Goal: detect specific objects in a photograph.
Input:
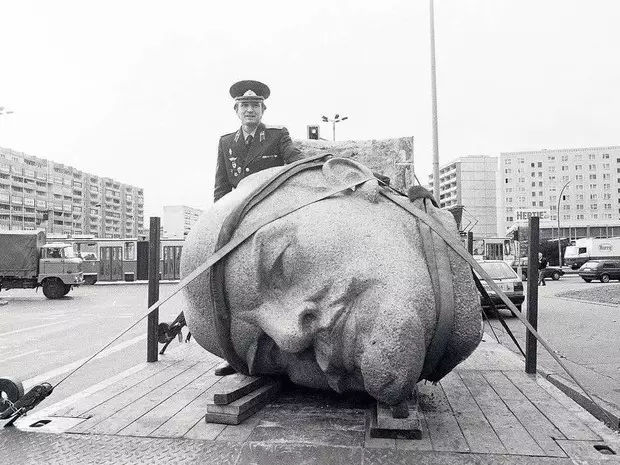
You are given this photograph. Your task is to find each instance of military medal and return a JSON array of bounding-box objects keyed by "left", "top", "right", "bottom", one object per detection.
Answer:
[{"left": 259, "top": 131, "right": 265, "bottom": 143}]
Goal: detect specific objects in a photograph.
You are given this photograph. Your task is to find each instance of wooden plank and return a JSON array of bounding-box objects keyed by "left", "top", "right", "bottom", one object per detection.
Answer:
[
  {"left": 440, "top": 371, "right": 507, "bottom": 454},
  {"left": 84, "top": 362, "right": 207, "bottom": 435},
  {"left": 184, "top": 418, "right": 227, "bottom": 440},
  {"left": 206, "top": 381, "right": 281, "bottom": 416},
  {"left": 53, "top": 360, "right": 176, "bottom": 418},
  {"left": 116, "top": 361, "right": 220, "bottom": 436},
  {"left": 483, "top": 371, "right": 567, "bottom": 457},
  {"left": 503, "top": 370, "right": 600, "bottom": 441},
  {"left": 151, "top": 375, "right": 228, "bottom": 438},
  {"left": 212, "top": 373, "right": 269, "bottom": 405},
  {"left": 395, "top": 416, "right": 433, "bottom": 451},
  {"left": 369, "top": 403, "right": 422, "bottom": 440},
  {"left": 418, "top": 382, "right": 469, "bottom": 452},
  {"left": 364, "top": 408, "right": 396, "bottom": 449},
  {"left": 459, "top": 371, "right": 545, "bottom": 456},
  {"left": 69, "top": 361, "right": 197, "bottom": 433},
  {"left": 376, "top": 402, "right": 421, "bottom": 431},
  {"left": 205, "top": 398, "right": 270, "bottom": 425}
]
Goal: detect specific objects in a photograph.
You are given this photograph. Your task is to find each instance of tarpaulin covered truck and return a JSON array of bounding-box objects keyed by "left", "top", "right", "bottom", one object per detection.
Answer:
[
  {"left": 0, "top": 230, "right": 84, "bottom": 299},
  {"left": 564, "top": 237, "right": 620, "bottom": 269}
]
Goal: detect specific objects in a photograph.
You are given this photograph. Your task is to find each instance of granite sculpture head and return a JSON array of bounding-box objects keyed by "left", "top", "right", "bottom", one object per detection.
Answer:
[{"left": 181, "top": 157, "right": 483, "bottom": 407}]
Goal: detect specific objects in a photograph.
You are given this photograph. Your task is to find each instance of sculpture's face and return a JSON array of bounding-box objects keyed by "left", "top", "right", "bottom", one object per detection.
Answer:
[
  {"left": 223, "top": 196, "right": 434, "bottom": 404},
  {"left": 182, "top": 160, "right": 482, "bottom": 407}
]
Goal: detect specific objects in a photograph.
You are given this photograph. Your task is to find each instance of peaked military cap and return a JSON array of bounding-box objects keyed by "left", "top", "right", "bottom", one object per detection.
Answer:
[{"left": 230, "top": 80, "right": 271, "bottom": 102}]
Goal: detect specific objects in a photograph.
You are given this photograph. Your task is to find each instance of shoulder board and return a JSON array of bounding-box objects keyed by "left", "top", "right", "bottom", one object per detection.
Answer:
[
  {"left": 220, "top": 131, "right": 237, "bottom": 139},
  {"left": 264, "top": 125, "right": 285, "bottom": 130}
]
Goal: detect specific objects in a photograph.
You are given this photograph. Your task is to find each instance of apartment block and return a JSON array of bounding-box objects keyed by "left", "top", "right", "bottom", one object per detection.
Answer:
[
  {"left": 429, "top": 155, "right": 498, "bottom": 237},
  {"left": 497, "top": 146, "right": 620, "bottom": 239},
  {"left": 0, "top": 147, "right": 145, "bottom": 238},
  {"left": 163, "top": 205, "right": 205, "bottom": 239}
]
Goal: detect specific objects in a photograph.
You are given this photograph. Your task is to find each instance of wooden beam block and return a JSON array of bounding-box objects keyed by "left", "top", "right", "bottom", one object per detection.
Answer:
[
  {"left": 212, "top": 374, "right": 269, "bottom": 405},
  {"left": 369, "top": 402, "right": 423, "bottom": 440},
  {"left": 205, "top": 381, "right": 281, "bottom": 425},
  {"left": 207, "top": 381, "right": 281, "bottom": 416}
]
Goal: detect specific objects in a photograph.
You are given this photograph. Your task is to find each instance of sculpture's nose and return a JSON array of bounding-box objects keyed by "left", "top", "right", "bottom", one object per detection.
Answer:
[{"left": 255, "top": 300, "right": 319, "bottom": 353}]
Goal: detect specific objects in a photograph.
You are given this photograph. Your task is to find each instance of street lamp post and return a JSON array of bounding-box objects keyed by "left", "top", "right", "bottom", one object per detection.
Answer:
[
  {"left": 321, "top": 114, "right": 348, "bottom": 141},
  {"left": 557, "top": 180, "right": 571, "bottom": 267}
]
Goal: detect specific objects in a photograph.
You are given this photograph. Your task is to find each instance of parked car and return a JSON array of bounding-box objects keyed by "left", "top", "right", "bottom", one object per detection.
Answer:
[
  {"left": 476, "top": 260, "right": 525, "bottom": 314},
  {"left": 578, "top": 260, "right": 620, "bottom": 283}
]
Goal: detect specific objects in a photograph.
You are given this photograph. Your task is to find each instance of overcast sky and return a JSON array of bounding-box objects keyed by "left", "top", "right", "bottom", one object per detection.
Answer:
[{"left": 1, "top": 0, "right": 619, "bottom": 218}]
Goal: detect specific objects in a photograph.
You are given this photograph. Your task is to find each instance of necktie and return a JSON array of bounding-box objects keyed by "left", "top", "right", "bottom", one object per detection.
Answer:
[{"left": 245, "top": 135, "right": 253, "bottom": 146}]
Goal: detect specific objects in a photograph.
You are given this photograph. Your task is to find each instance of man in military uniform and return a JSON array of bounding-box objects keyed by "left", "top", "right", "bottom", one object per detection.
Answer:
[{"left": 214, "top": 79, "right": 303, "bottom": 202}]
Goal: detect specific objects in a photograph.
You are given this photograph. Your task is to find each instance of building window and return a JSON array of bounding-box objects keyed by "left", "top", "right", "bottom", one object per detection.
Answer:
[{"left": 588, "top": 154, "right": 595, "bottom": 160}]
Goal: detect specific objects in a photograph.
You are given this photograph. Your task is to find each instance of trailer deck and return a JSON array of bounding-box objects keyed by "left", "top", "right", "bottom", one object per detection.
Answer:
[{"left": 3, "top": 337, "right": 619, "bottom": 464}]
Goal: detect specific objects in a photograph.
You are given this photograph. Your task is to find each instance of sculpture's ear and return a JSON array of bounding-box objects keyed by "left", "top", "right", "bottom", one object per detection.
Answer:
[{"left": 322, "top": 158, "right": 380, "bottom": 202}]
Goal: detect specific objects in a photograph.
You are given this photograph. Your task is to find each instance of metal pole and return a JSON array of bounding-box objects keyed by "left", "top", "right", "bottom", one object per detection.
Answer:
[
  {"left": 557, "top": 181, "right": 570, "bottom": 267},
  {"left": 147, "top": 217, "right": 160, "bottom": 362},
  {"left": 332, "top": 120, "right": 336, "bottom": 141},
  {"left": 467, "top": 231, "right": 474, "bottom": 255},
  {"left": 429, "top": 0, "right": 440, "bottom": 203},
  {"left": 525, "top": 216, "right": 540, "bottom": 374}
]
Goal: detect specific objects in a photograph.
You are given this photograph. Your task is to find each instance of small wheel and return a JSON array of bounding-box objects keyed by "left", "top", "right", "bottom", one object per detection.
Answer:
[
  {"left": 601, "top": 274, "right": 610, "bottom": 283},
  {"left": 0, "top": 376, "right": 24, "bottom": 410},
  {"left": 552, "top": 271, "right": 561, "bottom": 281}
]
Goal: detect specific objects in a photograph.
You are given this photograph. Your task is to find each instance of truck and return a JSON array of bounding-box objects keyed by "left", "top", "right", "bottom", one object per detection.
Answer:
[
  {"left": 564, "top": 237, "right": 620, "bottom": 269},
  {"left": 0, "top": 230, "right": 84, "bottom": 299}
]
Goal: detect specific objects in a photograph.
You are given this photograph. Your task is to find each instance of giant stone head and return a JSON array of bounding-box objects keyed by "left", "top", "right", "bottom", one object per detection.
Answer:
[{"left": 181, "top": 156, "right": 483, "bottom": 407}]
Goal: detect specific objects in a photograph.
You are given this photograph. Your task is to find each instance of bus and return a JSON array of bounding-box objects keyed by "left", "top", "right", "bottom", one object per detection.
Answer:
[{"left": 471, "top": 236, "right": 516, "bottom": 266}]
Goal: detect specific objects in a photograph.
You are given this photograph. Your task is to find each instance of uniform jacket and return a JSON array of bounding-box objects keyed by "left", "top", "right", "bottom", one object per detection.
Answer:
[{"left": 214, "top": 123, "right": 303, "bottom": 202}]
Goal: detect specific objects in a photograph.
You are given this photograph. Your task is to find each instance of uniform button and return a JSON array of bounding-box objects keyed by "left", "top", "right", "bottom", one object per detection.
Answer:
[{"left": 245, "top": 168, "right": 250, "bottom": 172}]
